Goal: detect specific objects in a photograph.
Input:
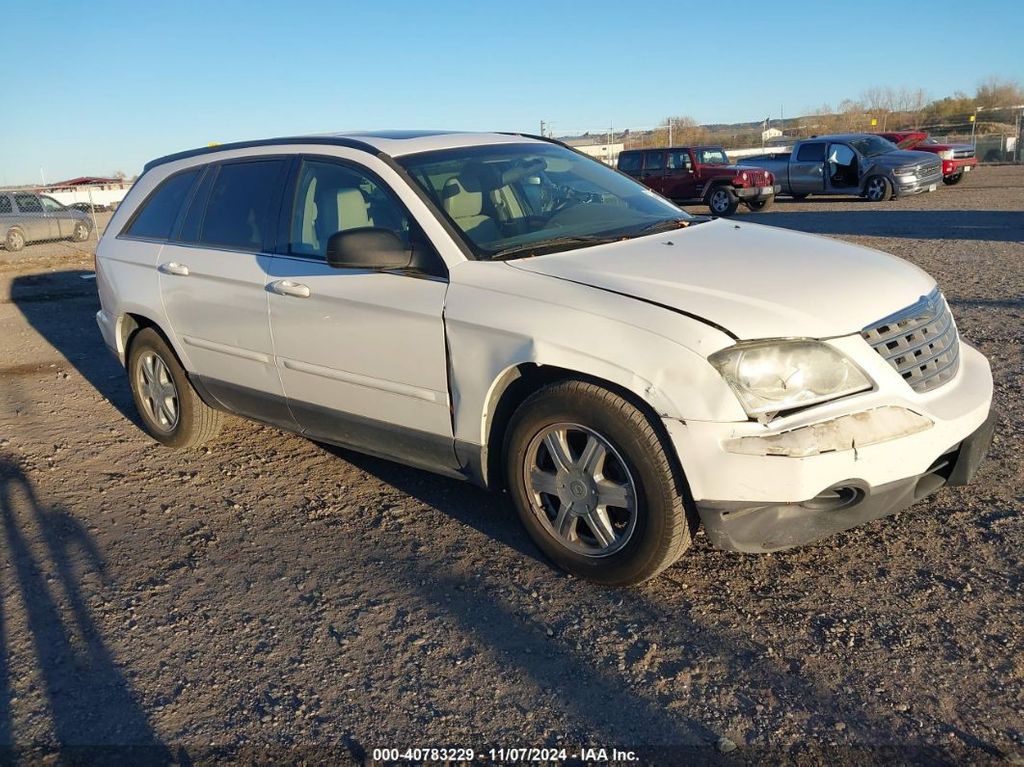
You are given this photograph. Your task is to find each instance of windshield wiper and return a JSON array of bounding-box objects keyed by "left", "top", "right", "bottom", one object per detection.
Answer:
[
  {"left": 489, "top": 234, "right": 625, "bottom": 261},
  {"left": 631, "top": 218, "right": 696, "bottom": 236}
]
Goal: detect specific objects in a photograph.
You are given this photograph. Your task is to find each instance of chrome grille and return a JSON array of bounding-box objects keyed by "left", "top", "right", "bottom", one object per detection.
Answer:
[{"left": 861, "top": 288, "right": 960, "bottom": 393}]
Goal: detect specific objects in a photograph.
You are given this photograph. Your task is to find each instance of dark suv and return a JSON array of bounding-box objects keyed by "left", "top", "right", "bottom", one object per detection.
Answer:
[{"left": 618, "top": 146, "right": 778, "bottom": 216}]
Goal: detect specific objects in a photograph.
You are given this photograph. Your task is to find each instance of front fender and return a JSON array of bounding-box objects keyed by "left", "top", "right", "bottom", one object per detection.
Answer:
[{"left": 444, "top": 263, "right": 746, "bottom": 448}]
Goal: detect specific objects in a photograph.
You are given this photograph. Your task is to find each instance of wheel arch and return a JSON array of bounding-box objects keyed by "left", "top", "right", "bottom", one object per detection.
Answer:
[{"left": 473, "top": 362, "right": 685, "bottom": 493}]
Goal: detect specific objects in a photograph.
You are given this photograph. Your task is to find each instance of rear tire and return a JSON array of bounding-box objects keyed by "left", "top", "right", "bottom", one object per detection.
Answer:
[
  {"left": 72, "top": 221, "right": 89, "bottom": 241},
  {"left": 746, "top": 196, "right": 774, "bottom": 212},
  {"left": 5, "top": 228, "right": 25, "bottom": 252},
  {"left": 706, "top": 186, "right": 740, "bottom": 216},
  {"left": 504, "top": 380, "right": 697, "bottom": 586},
  {"left": 942, "top": 172, "right": 964, "bottom": 186},
  {"left": 127, "top": 328, "right": 223, "bottom": 448}
]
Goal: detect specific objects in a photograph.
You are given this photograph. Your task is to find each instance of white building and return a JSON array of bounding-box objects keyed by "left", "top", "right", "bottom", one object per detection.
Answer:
[{"left": 569, "top": 142, "right": 624, "bottom": 166}]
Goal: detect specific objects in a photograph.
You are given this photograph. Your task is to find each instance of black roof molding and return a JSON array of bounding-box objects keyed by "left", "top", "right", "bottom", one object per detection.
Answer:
[{"left": 143, "top": 136, "right": 382, "bottom": 173}]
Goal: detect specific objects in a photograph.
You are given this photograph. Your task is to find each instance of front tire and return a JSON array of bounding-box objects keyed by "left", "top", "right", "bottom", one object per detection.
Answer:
[
  {"left": 127, "top": 328, "right": 223, "bottom": 448},
  {"left": 504, "top": 380, "right": 697, "bottom": 586},
  {"left": 943, "top": 172, "right": 964, "bottom": 186},
  {"left": 864, "top": 175, "right": 892, "bottom": 202},
  {"left": 706, "top": 186, "right": 740, "bottom": 216},
  {"left": 5, "top": 228, "right": 25, "bottom": 252}
]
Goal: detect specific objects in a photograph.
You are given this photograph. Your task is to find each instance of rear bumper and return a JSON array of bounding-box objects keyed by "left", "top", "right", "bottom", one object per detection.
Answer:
[
  {"left": 696, "top": 409, "right": 995, "bottom": 552},
  {"left": 942, "top": 158, "right": 978, "bottom": 176},
  {"left": 735, "top": 184, "right": 780, "bottom": 201}
]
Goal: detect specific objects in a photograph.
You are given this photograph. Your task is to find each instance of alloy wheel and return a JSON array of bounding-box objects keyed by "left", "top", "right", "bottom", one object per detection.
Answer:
[
  {"left": 523, "top": 423, "right": 638, "bottom": 557},
  {"left": 136, "top": 351, "right": 179, "bottom": 432}
]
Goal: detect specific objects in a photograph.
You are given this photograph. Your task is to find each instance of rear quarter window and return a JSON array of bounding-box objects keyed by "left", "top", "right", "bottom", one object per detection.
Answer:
[
  {"left": 125, "top": 169, "right": 201, "bottom": 240},
  {"left": 796, "top": 142, "right": 826, "bottom": 162},
  {"left": 617, "top": 153, "right": 642, "bottom": 173}
]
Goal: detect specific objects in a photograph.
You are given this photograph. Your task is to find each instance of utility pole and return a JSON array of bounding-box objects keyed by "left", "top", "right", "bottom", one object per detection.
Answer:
[
  {"left": 668, "top": 118, "right": 673, "bottom": 147},
  {"left": 539, "top": 120, "right": 546, "bottom": 138}
]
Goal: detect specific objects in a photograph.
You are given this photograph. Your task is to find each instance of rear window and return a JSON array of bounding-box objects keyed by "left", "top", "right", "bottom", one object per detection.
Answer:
[
  {"left": 617, "top": 153, "right": 642, "bottom": 173},
  {"left": 0, "top": 195, "right": 11, "bottom": 214},
  {"left": 126, "top": 169, "right": 200, "bottom": 240},
  {"left": 796, "top": 142, "right": 826, "bottom": 162},
  {"left": 198, "top": 160, "right": 285, "bottom": 251},
  {"left": 14, "top": 194, "right": 42, "bottom": 213}
]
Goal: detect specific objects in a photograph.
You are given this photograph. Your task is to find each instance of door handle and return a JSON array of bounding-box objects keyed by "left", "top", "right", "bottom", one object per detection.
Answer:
[
  {"left": 269, "top": 279, "right": 311, "bottom": 298},
  {"left": 159, "top": 262, "right": 190, "bottom": 276}
]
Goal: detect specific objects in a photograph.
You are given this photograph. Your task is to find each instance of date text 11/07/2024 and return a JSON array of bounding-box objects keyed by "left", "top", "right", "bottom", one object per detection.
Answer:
[{"left": 371, "top": 747, "right": 639, "bottom": 762}]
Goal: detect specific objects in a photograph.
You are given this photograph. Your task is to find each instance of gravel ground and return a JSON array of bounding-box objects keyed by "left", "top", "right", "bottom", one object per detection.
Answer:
[{"left": 0, "top": 168, "right": 1021, "bottom": 764}]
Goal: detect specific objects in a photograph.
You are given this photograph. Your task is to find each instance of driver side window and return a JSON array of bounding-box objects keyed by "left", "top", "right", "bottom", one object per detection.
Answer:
[
  {"left": 40, "top": 196, "right": 64, "bottom": 212},
  {"left": 289, "top": 160, "right": 410, "bottom": 260}
]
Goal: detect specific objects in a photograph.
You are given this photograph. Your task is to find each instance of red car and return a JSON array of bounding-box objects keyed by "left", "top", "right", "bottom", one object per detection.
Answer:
[
  {"left": 617, "top": 146, "right": 779, "bottom": 216},
  {"left": 877, "top": 132, "right": 977, "bottom": 185}
]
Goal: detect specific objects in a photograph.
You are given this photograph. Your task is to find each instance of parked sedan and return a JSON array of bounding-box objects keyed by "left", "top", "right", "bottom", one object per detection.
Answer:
[{"left": 0, "top": 192, "right": 93, "bottom": 250}]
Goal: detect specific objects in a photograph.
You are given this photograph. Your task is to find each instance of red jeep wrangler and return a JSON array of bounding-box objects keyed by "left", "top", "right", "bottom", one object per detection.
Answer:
[
  {"left": 877, "top": 132, "right": 978, "bottom": 185},
  {"left": 617, "top": 146, "right": 779, "bottom": 216}
]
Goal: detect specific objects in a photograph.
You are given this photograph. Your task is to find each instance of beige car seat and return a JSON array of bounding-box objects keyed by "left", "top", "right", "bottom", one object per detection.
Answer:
[{"left": 441, "top": 177, "right": 501, "bottom": 245}]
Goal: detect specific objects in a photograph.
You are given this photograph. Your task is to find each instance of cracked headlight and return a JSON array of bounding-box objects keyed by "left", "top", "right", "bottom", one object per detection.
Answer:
[{"left": 709, "top": 340, "right": 872, "bottom": 418}]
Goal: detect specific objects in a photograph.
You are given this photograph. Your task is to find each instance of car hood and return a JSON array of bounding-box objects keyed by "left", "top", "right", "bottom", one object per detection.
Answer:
[
  {"left": 875, "top": 149, "right": 941, "bottom": 167},
  {"left": 507, "top": 218, "right": 936, "bottom": 340}
]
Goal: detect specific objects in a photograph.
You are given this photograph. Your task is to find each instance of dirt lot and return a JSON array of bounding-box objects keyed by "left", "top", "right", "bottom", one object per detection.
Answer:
[{"left": 0, "top": 168, "right": 1022, "bottom": 763}]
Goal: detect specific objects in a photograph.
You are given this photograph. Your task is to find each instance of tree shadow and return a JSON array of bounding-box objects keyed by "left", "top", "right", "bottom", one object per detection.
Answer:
[
  {"left": 0, "top": 457, "right": 169, "bottom": 762},
  {"left": 8, "top": 270, "right": 141, "bottom": 428}
]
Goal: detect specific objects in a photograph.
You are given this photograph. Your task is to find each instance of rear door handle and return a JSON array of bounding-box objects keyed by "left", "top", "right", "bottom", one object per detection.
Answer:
[
  {"left": 269, "top": 279, "right": 311, "bottom": 298},
  {"left": 158, "top": 262, "right": 190, "bottom": 276}
]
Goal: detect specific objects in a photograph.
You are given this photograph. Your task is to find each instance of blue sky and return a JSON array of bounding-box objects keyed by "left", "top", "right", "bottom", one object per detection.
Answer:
[{"left": 1, "top": 0, "right": 1021, "bottom": 184}]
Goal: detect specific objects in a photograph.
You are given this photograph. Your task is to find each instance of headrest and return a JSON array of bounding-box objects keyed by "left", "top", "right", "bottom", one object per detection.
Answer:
[{"left": 442, "top": 178, "right": 483, "bottom": 218}]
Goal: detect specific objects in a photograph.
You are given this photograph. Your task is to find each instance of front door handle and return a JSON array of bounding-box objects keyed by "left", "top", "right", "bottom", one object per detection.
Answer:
[
  {"left": 269, "top": 279, "right": 311, "bottom": 298},
  {"left": 159, "top": 262, "right": 190, "bottom": 276}
]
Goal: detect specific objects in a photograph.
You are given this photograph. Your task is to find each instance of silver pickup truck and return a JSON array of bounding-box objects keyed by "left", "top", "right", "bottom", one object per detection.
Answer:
[{"left": 742, "top": 133, "right": 943, "bottom": 202}]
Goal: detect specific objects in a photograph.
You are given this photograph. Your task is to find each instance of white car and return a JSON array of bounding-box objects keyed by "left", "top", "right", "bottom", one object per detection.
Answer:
[{"left": 95, "top": 131, "right": 995, "bottom": 585}]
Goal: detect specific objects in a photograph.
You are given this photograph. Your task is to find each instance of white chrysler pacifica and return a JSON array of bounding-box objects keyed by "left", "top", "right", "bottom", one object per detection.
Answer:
[{"left": 95, "top": 131, "right": 995, "bottom": 585}]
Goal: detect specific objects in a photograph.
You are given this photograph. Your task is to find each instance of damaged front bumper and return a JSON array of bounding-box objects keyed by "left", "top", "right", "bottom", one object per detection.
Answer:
[
  {"left": 663, "top": 340, "right": 994, "bottom": 553},
  {"left": 697, "top": 409, "right": 995, "bottom": 552}
]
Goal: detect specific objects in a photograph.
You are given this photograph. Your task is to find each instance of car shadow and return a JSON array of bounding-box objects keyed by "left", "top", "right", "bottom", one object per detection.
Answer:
[
  {"left": 743, "top": 209, "right": 1024, "bottom": 242},
  {"left": 8, "top": 270, "right": 142, "bottom": 428},
  {"left": 314, "top": 442, "right": 547, "bottom": 565},
  {"left": 0, "top": 457, "right": 169, "bottom": 760}
]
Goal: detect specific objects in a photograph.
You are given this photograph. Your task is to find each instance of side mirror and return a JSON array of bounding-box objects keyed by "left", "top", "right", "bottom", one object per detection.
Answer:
[{"left": 325, "top": 227, "right": 412, "bottom": 270}]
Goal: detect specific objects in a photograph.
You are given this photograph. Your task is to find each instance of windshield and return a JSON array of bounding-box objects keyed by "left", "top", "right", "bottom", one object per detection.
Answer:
[
  {"left": 695, "top": 148, "right": 729, "bottom": 165},
  {"left": 398, "top": 143, "right": 692, "bottom": 260},
  {"left": 849, "top": 135, "right": 898, "bottom": 157}
]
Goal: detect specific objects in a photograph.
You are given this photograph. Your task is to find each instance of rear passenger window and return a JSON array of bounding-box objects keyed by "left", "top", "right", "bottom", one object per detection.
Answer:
[
  {"left": 0, "top": 195, "right": 11, "bottom": 214},
  {"left": 617, "top": 153, "right": 641, "bottom": 173},
  {"left": 199, "top": 160, "right": 285, "bottom": 251},
  {"left": 14, "top": 195, "right": 42, "bottom": 213},
  {"left": 644, "top": 152, "right": 665, "bottom": 171},
  {"left": 126, "top": 169, "right": 200, "bottom": 240},
  {"left": 796, "top": 142, "right": 826, "bottom": 162}
]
